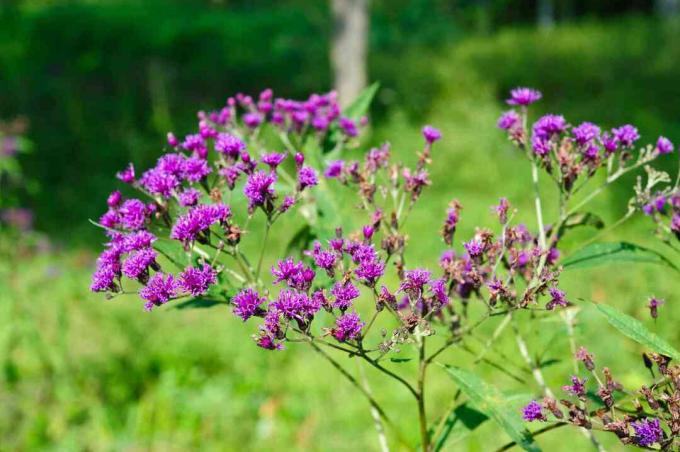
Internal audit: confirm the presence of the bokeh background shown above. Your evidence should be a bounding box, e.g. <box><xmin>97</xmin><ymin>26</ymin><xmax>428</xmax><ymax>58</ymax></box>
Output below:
<box><xmin>2</xmin><ymin>0</ymin><xmax>680</xmax><ymax>450</ymax></box>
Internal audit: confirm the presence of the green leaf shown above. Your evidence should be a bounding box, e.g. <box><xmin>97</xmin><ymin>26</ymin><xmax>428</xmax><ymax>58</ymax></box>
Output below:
<box><xmin>433</xmin><ymin>403</ymin><xmax>489</xmax><ymax>451</ymax></box>
<box><xmin>153</xmin><ymin>239</ymin><xmax>191</xmax><ymax>270</ymax></box>
<box><xmin>594</xmin><ymin>303</ymin><xmax>680</xmax><ymax>360</ymax></box>
<box><xmin>563</xmin><ymin>242</ymin><xmax>680</xmax><ymax>273</ymax></box>
<box><xmin>441</xmin><ymin>366</ymin><xmax>541</xmax><ymax>452</ymax></box>
<box><xmin>561</xmin><ymin>212</ymin><xmax>605</xmax><ymax>232</ymax></box>
<box><xmin>342</xmin><ymin>82</ymin><xmax>380</xmax><ymax>119</ymax></box>
<box><xmin>285</xmin><ymin>224</ymin><xmax>317</xmax><ymax>259</ymax></box>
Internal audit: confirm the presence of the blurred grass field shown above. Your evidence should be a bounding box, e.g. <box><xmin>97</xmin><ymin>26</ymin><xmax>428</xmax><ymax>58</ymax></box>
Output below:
<box><xmin>2</xmin><ymin>14</ymin><xmax>680</xmax><ymax>451</ymax></box>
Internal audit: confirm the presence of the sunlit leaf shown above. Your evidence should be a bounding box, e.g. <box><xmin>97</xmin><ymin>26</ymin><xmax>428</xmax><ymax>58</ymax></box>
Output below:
<box><xmin>594</xmin><ymin>303</ymin><xmax>680</xmax><ymax>360</ymax></box>
<box><xmin>342</xmin><ymin>82</ymin><xmax>380</xmax><ymax>119</ymax></box>
<box><xmin>441</xmin><ymin>365</ymin><xmax>541</xmax><ymax>452</ymax></box>
<box><xmin>563</xmin><ymin>242</ymin><xmax>679</xmax><ymax>273</ymax></box>
<box><xmin>433</xmin><ymin>403</ymin><xmax>489</xmax><ymax>451</ymax></box>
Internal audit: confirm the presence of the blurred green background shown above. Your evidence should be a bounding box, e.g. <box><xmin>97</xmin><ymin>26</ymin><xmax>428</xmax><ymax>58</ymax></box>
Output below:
<box><xmin>2</xmin><ymin>0</ymin><xmax>680</xmax><ymax>450</ymax></box>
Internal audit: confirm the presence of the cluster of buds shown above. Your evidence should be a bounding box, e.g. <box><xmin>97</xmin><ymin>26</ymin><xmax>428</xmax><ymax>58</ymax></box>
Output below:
<box><xmin>524</xmin><ymin>348</ymin><xmax>679</xmax><ymax>449</ymax></box>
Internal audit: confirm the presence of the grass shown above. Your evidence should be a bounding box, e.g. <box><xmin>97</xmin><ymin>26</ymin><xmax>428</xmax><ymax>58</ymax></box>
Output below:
<box><xmin>3</xmin><ymin>16</ymin><xmax>680</xmax><ymax>451</ymax></box>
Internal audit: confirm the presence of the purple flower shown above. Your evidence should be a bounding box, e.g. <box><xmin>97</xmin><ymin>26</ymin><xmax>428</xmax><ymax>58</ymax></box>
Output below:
<box><xmin>399</xmin><ymin>269</ymin><xmax>431</xmax><ymax>298</ymax></box>
<box><xmin>179</xmin><ymin>265</ymin><xmax>217</xmax><ymax>296</ymax></box>
<box><xmin>497</xmin><ymin>110</ymin><xmax>520</xmax><ymax>130</ymax></box>
<box><xmin>533</xmin><ymin>114</ymin><xmax>566</xmax><ymax>140</ymax></box>
<box><xmin>261</xmin><ymin>152</ymin><xmax>286</xmax><ymax>169</ymax></box>
<box><xmin>244</xmin><ymin>171</ymin><xmax>276</xmax><ymax>211</ymax></box>
<box><xmin>122</xmin><ymin>230</ymin><xmax>157</xmax><ymax>252</ymax></box>
<box><xmin>355</xmin><ymin>260</ymin><xmax>385</xmax><ymax>286</ymax></box>
<box><xmin>298</xmin><ymin>166</ymin><xmax>318</xmax><ymax>190</ymax></box>
<box><xmin>90</xmin><ymin>265</ymin><xmax>118</xmax><ymax>292</ymax></box>
<box><xmin>562</xmin><ymin>376</ymin><xmax>587</xmax><ymax>397</ymax></box>
<box><xmin>431</xmin><ymin>278</ymin><xmax>449</xmax><ymax>305</ymax></box>
<box><xmin>279</xmin><ymin>195</ymin><xmax>295</xmax><ymax>212</ymax></box>
<box><xmin>182</xmin><ymin>156</ymin><xmax>211</xmax><ymax>182</ymax></box>
<box><xmin>672</xmin><ymin>213</ymin><xmax>680</xmax><ymax>235</ymax></box>
<box><xmin>219</xmin><ymin>166</ymin><xmax>241</xmax><ymax>190</ymax></box>
<box><xmin>178</xmin><ymin>188</ymin><xmax>201</xmax><ymax>207</ymax></box>
<box><xmin>171</xmin><ymin>203</ymin><xmax>231</xmax><ymax>243</ymax></box>
<box><xmin>107</xmin><ymin>191</ymin><xmax>122</xmax><ymax>208</ymax></box>
<box><xmin>546</xmin><ymin>287</ymin><xmax>568</xmax><ymax>310</ymax></box>
<box><xmin>339</xmin><ymin>117</ymin><xmax>358</xmax><ymax>137</ymax></box>
<box><xmin>601</xmin><ymin>132</ymin><xmax>618</xmax><ymax>155</ymax></box>
<box><xmin>495</xmin><ymin>198</ymin><xmax>510</xmax><ymax>224</ymax></box>
<box><xmin>182</xmin><ymin>134</ymin><xmax>206</xmax><ymax>154</ymax></box>
<box><xmin>140</xmin><ymin>168</ymin><xmax>180</xmax><ymax>198</ymax></box>
<box><xmin>232</xmin><ymin>288</ymin><xmax>266</xmax><ymax>321</ymax></box>
<box><xmin>312</xmin><ymin>115</ymin><xmax>329</xmax><ymax>131</ymax></box>
<box><xmin>648</xmin><ymin>297</ymin><xmax>664</xmax><ymax>319</ymax></box>
<box><xmin>324</xmin><ymin>160</ymin><xmax>344</xmax><ymax>178</ymax></box>
<box><xmin>506</xmin><ymin>87</ymin><xmax>542</xmax><ymax>106</ymax></box>
<box><xmin>632</xmin><ymin>418</ymin><xmax>663</xmax><ymax>447</ymax></box>
<box><xmin>116</xmin><ymin>163</ymin><xmax>135</xmax><ymax>184</ymax></box>
<box><xmin>531</xmin><ymin>136</ymin><xmax>551</xmax><ymax>157</ymax></box>
<box><xmin>256</xmin><ymin>334</ymin><xmax>283</xmax><ymax>350</ymax></box>
<box><xmin>121</xmin><ymin>249</ymin><xmax>157</xmax><ymax>280</ymax></box>
<box><xmin>522</xmin><ymin>400</ymin><xmax>545</xmax><ymax>421</ymax></box>
<box><xmin>215</xmin><ymin>133</ymin><xmax>246</xmax><ymax>157</ymax></box>
<box><xmin>656</xmin><ymin>136</ymin><xmax>674</xmax><ymax>154</ymax></box>
<box><xmin>157</xmin><ymin>153</ymin><xmax>185</xmax><ymax>175</ymax></box>
<box><xmin>572</xmin><ymin>122</ymin><xmax>601</xmax><ymax>146</ymax></box>
<box><xmin>294</xmin><ymin>152</ymin><xmax>304</xmax><ymax>167</ymax></box>
<box><xmin>362</xmin><ymin>225</ymin><xmax>374</xmax><ymax>241</ymax></box>
<box><xmin>332</xmin><ymin>311</ymin><xmax>364</xmax><ymax>342</ymax></box>
<box><xmin>422</xmin><ymin>125</ymin><xmax>442</xmax><ymax>144</ymax></box>
<box><xmin>119</xmin><ymin>199</ymin><xmax>147</xmax><ymax>230</ymax></box>
<box><xmin>306</xmin><ymin>242</ymin><xmax>337</xmax><ymax>273</ymax></box>
<box><xmin>271</xmin><ymin>289</ymin><xmax>317</xmax><ymax>320</ymax></box>
<box><xmin>167</xmin><ymin>132</ymin><xmax>179</xmax><ymax>147</ymax></box>
<box><xmin>271</xmin><ymin>258</ymin><xmax>315</xmax><ymax>291</ymax></box>
<box><xmin>140</xmin><ymin>273</ymin><xmax>178</xmax><ymax>311</ymax></box>
<box><xmin>612</xmin><ymin>124</ymin><xmax>639</xmax><ymax>148</ymax></box>
<box><xmin>331</xmin><ymin>281</ymin><xmax>360</xmax><ymax>310</ymax></box>
<box><xmin>464</xmin><ymin>239</ymin><xmax>484</xmax><ymax>258</ymax></box>
<box><xmin>243</xmin><ymin>112</ymin><xmax>262</xmax><ymax>128</ymax></box>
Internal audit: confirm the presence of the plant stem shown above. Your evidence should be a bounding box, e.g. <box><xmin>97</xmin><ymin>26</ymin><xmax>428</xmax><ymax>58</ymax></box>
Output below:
<box><xmin>531</xmin><ymin>161</ymin><xmax>547</xmax><ymax>250</ymax></box>
<box><xmin>308</xmin><ymin>341</ymin><xmax>391</xmax><ymax>423</ymax></box>
<box><xmin>495</xmin><ymin>422</ymin><xmax>568</xmax><ymax>451</ymax></box>
<box><xmin>512</xmin><ymin>314</ymin><xmax>554</xmax><ymax>398</ymax></box>
<box><xmin>417</xmin><ymin>336</ymin><xmax>429</xmax><ymax>452</ymax></box>
<box><xmin>357</xmin><ymin>360</ymin><xmax>390</xmax><ymax>452</ymax></box>
<box><xmin>255</xmin><ymin>219</ymin><xmax>271</xmax><ymax>281</ymax></box>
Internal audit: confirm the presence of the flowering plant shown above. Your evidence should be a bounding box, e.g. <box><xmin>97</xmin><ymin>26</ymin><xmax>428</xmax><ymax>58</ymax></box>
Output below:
<box><xmin>91</xmin><ymin>85</ymin><xmax>679</xmax><ymax>451</ymax></box>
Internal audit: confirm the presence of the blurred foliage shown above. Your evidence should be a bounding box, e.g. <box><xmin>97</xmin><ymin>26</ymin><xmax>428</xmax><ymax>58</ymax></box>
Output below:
<box><xmin>0</xmin><ymin>0</ymin><xmax>672</xmax><ymax>244</ymax></box>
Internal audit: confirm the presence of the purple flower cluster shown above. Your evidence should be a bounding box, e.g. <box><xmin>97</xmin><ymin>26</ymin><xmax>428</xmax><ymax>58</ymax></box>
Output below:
<box><xmin>171</xmin><ymin>203</ymin><xmax>231</xmax><ymax>244</ymax></box>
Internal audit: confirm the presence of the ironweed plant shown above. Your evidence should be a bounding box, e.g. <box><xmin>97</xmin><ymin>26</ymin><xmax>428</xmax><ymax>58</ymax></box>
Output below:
<box><xmin>91</xmin><ymin>86</ymin><xmax>680</xmax><ymax>451</ymax></box>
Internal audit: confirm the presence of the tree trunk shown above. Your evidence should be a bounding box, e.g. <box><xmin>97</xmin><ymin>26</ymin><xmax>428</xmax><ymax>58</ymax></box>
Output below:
<box><xmin>537</xmin><ymin>0</ymin><xmax>554</xmax><ymax>30</ymax></box>
<box><xmin>330</xmin><ymin>0</ymin><xmax>369</xmax><ymax>108</ymax></box>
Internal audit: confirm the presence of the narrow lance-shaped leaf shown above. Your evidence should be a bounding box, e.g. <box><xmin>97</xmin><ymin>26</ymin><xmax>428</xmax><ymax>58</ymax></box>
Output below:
<box><xmin>433</xmin><ymin>403</ymin><xmax>489</xmax><ymax>451</ymax></box>
<box><xmin>563</xmin><ymin>242</ymin><xmax>680</xmax><ymax>273</ymax></box>
<box><xmin>594</xmin><ymin>303</ymin><xmax>680</xmax><ymax>360</ymax></box>
<box><xmin>342</xmin><ymin>81</ymin><xmax>380</xmax><ymax>119</ymax></box>
<box><xmin>441</xmin><ymin>365</ymin><xmax>541</xmax><ymax>452</ymax></box>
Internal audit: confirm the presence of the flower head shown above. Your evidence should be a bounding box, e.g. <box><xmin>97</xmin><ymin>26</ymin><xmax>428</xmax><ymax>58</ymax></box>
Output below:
<box><xmin>522</xmin><ymin>400</ymin><xmax>545</xmax><ymax>421</ymax></box>
<box><xmin>140</xmin><ymin>273</ymin><xmax>178</xmax><ymax>310</ymax></box>
<box><xmin>215</xmin><ymin>133</ymin><xmax>246</xmax><ymax>157</ymax></box>
<box><xmin>612</xmin><ymin>124</ymin><xmax>639</xmax><ymax>148</ymax></box>
<box><xmin>179</xmin><ymin>265</ymin><xmax>217</xmax><ymax>296</ymax></box>
<box><xmin>232</xmin><ymin>288</ymin><xmax>266</xmax><ymax>321</ymax></box>
<box><xmin>507</xmin><ymin>87</ymin><xmax>542</xmax><ymax>106</ymax></box>
<box><xmin>656</xmin><ymin>136</ymin><xmax>674</xmax><ymax>154</ymax></box>
<box><xmin>546</xmin><ymin>287</ymin><xmax>568</xmax><ymax>310</ymax></box>
<box><xmin>422</xmin><ymin>125</ymin><xmax>442</xmax><ymax>144</ymax></box>
<box><xmin>331</xmin><ymin>281</ymin><xmax>360</xmax><ymax>310</ymax></box>
<box><xmin>298</xmin><ymin>166</ymin><xmax>318</xmax><ymax>190</ymax></box>
<box><xmin>244</xmin><ymin>171</ymin><xmax>277</xmax><ymax>211</ymax></box>
<box><xmin>497</xmin><ymin>110</ymin><xmax>520</xmax><ymax>130</ymax></box>
<box><xmin>332</xmin><ymin>311</ymin><xmax>364</xmax><ymax>342</ymax></box>
<box><xmin>632</xmin><ymin>418</ymin><xmax>663</xmax><ymax>447</ymax></box>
